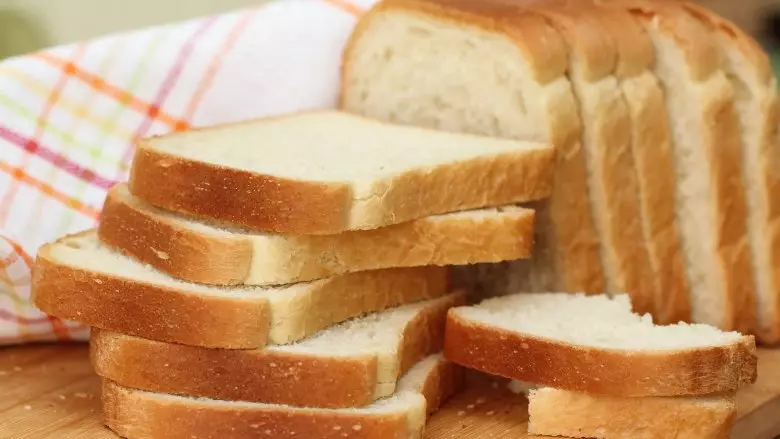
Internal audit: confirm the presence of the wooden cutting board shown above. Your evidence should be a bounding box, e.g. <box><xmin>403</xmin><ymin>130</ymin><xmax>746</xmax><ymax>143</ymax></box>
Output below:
<box><xmin>1</xmin><ymin>344</ymin><xmax>779</xmax><ymax>439</ymax></box>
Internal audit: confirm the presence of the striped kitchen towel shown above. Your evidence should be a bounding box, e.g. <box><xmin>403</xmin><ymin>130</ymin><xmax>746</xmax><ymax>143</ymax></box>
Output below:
<box><xmin>0</xmin><ymin>0</ymin><xmax>376</xmax><ymax>345</ymax></box>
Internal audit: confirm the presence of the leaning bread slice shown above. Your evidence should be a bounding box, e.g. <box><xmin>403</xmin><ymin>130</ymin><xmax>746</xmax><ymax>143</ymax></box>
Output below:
<box><xmin>99</xmin><ymin>184</ymin><xmax>535</xmax><ymax>286</ymax></box>
<box><xmin>32</xmin><ymin>231</ymin><xmax>449</xmax><ymax>349</ymax></box>
<box><xmin>92</xmin><ymin>292</ymin><xmax>465</xmax><ymax>408</ymax></box>
<box><xmin>128</xmin><ymin>110</ymin><xmax>554</xmax><ymax>235</ymax></box>
<box><xmin>528</xmin><ymin>387</ymin><xmax>736</xmax><ymax>439</ymax></box>
<box><xmin>444</xmin><ymin>293</ymin><xmax>757</xmax><ymax>397</ymax></box>
<box><xmin>103</xmin><ymin>353</ymin><xmax>462</xmax><ymax>439</ymax></box>
<box><xmin>681</xmin><ymin>4</ymin><xmax>780</xmax><ymax>344</ymax></box>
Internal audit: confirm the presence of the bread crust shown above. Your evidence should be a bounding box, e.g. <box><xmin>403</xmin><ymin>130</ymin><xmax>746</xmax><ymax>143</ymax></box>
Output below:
<box><xmin>32</xmin><ymin>232</ymin><xmax>450</xmax><ymax>349</ymax></box>
<box><xmin>128</xmin><ymin>112</ymin><xmax>554</xmax><ymax>235</ymax></box>
<box><xmin>528</xmin><ymin>388</ymin><xmax>736</xmax><ymax>439</ymax></box>
<box><xmin>99</xmin><ymin>185</ymin><xmax>536</xmax><ymax>286</ymax></box>
<box><xmin>347</xmin><ymin>0</ymin><xmax>605</xmax><ymax>293</ymax></box>
<box><xmin>443</xmin><ymin>310</ymin><xmax>757</xmax><ymax>397</ymax></box>
<box><xmin>102</xmin><ymin>357</ymin><xmax>462</xmax><ymax>439</ymax></box>
<box><xmin>91</xmin><ymin>292</ymin><xmax>465</xmax><ymax>408</ymax></box>
<box><xmin>682</xmin><ymin>3</ymin><xmax>780</xmax><ymax>344</ymax></box>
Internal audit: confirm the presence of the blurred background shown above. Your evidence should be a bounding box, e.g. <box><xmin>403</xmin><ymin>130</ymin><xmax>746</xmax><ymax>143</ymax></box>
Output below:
<box><xmin>0</xmin><ymin>0</ymin><xmax>780</xmax><ymax>74</ymax></box>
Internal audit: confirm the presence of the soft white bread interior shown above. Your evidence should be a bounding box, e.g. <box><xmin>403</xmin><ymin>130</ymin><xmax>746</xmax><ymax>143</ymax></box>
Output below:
<box><xmin>528</xmin><ymin>387</ymin><xmax>736</xmax><ymax>439</ymax></box>
<box><xmin>33</xmin><ymin>231</ymin><xmax>449</xmax><ymax>349</ymax></box>
<box><xmin>99</xmin><ymin>184</ymin><xmax>536</xmax><ymax>286</ymax></box>
<box><xmin>102</xmin><ymin>353</ymin><xmax>462</xmax><ymax>439</ymax></box>
<box><xmin>92</xmin><ymin>292</ymin><xmax>465</xmax><ymax>408</ymax></box>
<box><xmin>444</xmin><ymin>293</ymin><xmax>757</xmax><ymax>397</ymax></box>
<box><xmin>341</xmin><ymin>0</ymin><xmax>605</xmax><ymax>295</ymax></box>
<box><xmin>128</xmin><ymin>110</ymin><xmax>554</xmax><ymax>235</ymax></box>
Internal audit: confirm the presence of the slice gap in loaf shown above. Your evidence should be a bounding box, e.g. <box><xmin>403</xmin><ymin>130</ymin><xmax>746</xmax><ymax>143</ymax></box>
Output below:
<box><xmin>102</xmin><ymin>353</ymin><xmax>462</xmax><ymax>439</ymax></box>
<box><xmin>444</xmin><ymin>293</ymin><xmax>756</xmax><ymax>397</ymax></box>
<box><xmin>341</xmin><ymin>3</ymin><xmax>605</xmax><ymax>294</ymax></box>
<box><xmin>129</xmin><ymin>110</ymin><xmax>554</xmax><ymax>234</ymax></box>
<box><xmin>99</xmin><ymin>183</ymin><xmax>536</xmax><ymax>286</ymax></box>
<box><xmin>33</xmin><ymin>231</ymin><xmax>449</xmax><ymax>349</ymax></box>
<box><xmin>91</xmin><ymin>291</ymin><xmax>465</xmax><ymax>408</ymax></box>
<box><xmin>528</xmin><ymin>387</ymin><xmax>736</xmax><ymax>439</ymax></box>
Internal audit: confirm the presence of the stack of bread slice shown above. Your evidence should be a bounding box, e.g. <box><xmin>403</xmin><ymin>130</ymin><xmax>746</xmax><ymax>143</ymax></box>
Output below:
<box><xmin>32</xmin><ymin>111</ymin><xmax>556</xmax><ymax>438</ymax></box>
<box><xmin>445</xmin><ymin>293</ymin><xmax>759</xmax><ymax>438</ymax></box>
<box><xmin>341</xmin><ymin>0</ymin><xmax>780</xmax><ymax>343</ymax></box>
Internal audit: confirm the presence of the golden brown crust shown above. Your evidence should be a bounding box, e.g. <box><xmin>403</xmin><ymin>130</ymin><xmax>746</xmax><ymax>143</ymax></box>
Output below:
<box><xmin>101</xmin><ymin>185</ymin><xmax>536</xmax><ymax>286</ymax></box>
<box><xmin>98</xmin><ymin>185</ymin><xmax>253</xmax><ymax>285</ymax></box>
<box><xmin>92</xmin><ymin>293</ymin><xmax>465</xmax><ymax>409</ymax></box>
<box><xmin>128</xmin><ymin>145</ymin><xmax>352</xmax><ymax>235</ymax></box>
<box><xmin>101</xmin><ymin>357</ymin><xmax>461</xmax><ymax>439</ymax></box>
<box><xmin>443</xmin><ymin>311</ymin><xmax>757</xmax><ymax>397</ymax></box>
<box><xmin>32</xmin><ymin>240</ymin><xmax>269</xmax><ymax>349</ymax></box>
<box><xmin>528</xmin><ymin>388</ymin><xmax>736</xmax><ymax>439</ymax></box>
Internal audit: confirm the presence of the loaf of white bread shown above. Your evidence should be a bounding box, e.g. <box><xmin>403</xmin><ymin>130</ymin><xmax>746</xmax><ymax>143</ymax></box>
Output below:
<box><xmin>341</xmin><ymin>0</ymin><xmax>780</xmax><ymax>344</ymax></box>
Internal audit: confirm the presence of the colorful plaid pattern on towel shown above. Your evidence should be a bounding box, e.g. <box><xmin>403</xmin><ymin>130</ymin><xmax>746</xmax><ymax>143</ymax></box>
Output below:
<box><xmin>0</xmin><ymin>0</ymin><xmax>374</xmax><ymax>345</ymax></box>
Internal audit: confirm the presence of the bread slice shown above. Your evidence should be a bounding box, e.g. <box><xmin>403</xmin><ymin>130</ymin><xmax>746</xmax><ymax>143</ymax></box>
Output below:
<box><xmin>32</xmin><ymin>231</ymin><xmax>449</xmax><ymax>349</ymax></box>
<box><xmin>127</xmin><ymin>110</ymin><xmax>554</xmax><ymax>235</ymax></box>
<box><xmin>444</xmin><ymin>293</ymin><xmax>757</xmax><ymax>397</ymax></box>
<box><xmin>528</xmin><ymin>387</ymin><xmax>736</xmax><ymax>439</ymax></box>
<box><xmin>102</xmin><ymin>353</ymin><xmax>461</xmax><ymax>439</ymax></box>
<box><xmin>99</xmin><ymin>184</ymin><xmax>535</xmax><ymax>286</ymax></box>
<box><xmin>681</xmin><ymin>4</ymin><xmax>780</xmax><ymax>343</ymax></box>
<box><xmin>92</xmin><ymin>291</ymin><xmax>465</xmax><ymax>409</ymax></box>
<box><xmin>609</xmin><ymin>2</ymin><xmax>756</xmax><ymax>332</ymax></box>
<box><xmin>341</xmin><ymin>0</ymin><xmax>605</xmax><ymax>294</ymax></box>
<box><xmin>590</xmin><ymin>3</ymin><xmax>691</xmax><ymax>324</ymax></box>
<box><xmin>529</xmin><ymin>4</ymin><xmax>654</xmax><ymax>314</ymax></box>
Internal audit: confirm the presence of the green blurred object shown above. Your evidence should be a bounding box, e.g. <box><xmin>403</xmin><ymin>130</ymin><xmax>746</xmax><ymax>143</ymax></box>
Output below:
<box><xmin>0</xmin><ymin>8</ymin><xmax>49</xmax><ymax>59</ymax></box>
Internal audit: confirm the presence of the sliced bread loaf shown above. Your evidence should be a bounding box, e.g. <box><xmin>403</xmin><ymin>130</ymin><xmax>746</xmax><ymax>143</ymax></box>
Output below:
<box><xmin>92</xmin><ymin>291</ymin><xmax>465</xmax><ymax>408</ymax></box>
<box><xmin>614</xmin><ymin>2</ymin><xmax>756</xmax><ymax>333</ymax></box>
<box><xmin>529</xmin><ymin>4</ymin><xmax>654</xmax><ymax>314</ymax></box>
<box><xmin>32</xmin><ymin>231</ymin><xmax>449</xmax><ymax>349</ymax></box>
<box><xmin>128</xmin><ymin>110</ymin><xmax>554</xmax><ymax>235</ymax></box>
<box><xmin>102</xmin><ymin>353</ymin><xmax>461</xmax><ymax>439</ymax></box>
<box><xmin>590</xmin><ymin>3</ymin><xmax>691</xmax><ymax>324</ymax></box>
<box><xmin>444</xmin><ymin>293</ymin><xmax>757</xmax><ymax>397</ymax></box>
<box><xmin>528</xmin><ymin>387</ymin><xmax>736</xmax><ymax>439</ymax></box>
<box><xmin>681</xmin><ymin>3</ymin><xmax>780</xmax><ymax>343</ymax></box>
<box><xmin>99</xmin><ymin>184</ymin><xmax>535</xmax><ymax>286</ymax></box>
<box><xmin>341</xmin><ymin>0</ymin><xmax>605</xmax><ymax>294</ymax></box>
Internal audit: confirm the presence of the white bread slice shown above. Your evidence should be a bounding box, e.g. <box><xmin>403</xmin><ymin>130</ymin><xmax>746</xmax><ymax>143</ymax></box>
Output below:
<box><xmin>590</xmin><ymin>3</ymin><xmax>691</xmax><ymax>324</ymax></box>
<box><xmin>32</xmin><ymin>231</ymin><xmax>449</xmax><ymax>349</ymax></box>
<box><xmin>609</xmin><ymin>2</ymin><xmax>756</xmax><ymax>332</ymax></box>
<box><xmin>341</xmin><ymin>0</ymin><xmax>605</xmax><ymax>294</ymax></box>
<box><xmin>681</xmin><ymin>4</ymin><xmax>780</xmax><ymax>344</ymax></box>
<box><xmin>99</xmin><ymin>184</ymin><xmax>535</xmax><ymax>286</ymax></box>
<box><xmin>529</xmin><ymin>4</ymin><xmax>654</xmax><ymax>314</ymax></box>
<box><xmin>528</xmin><ymin>387</ymin><xmax>736</xmax><ymax>439</ymax></box>
<box><xmin>102</xmin><ymin>353</ymin><xmax>462</xmax><ymax>439</ymax></box>
<box><xmin>444</xmin><ymin>293</ymin><xmax>757</xmax><ymax>397</ymax></box>
<box><xmin>128</xmin><ymin>110</ymin><xmax>554</xmax><ymax>235</ymax></box>
<box><xmin>92</xmin><ymin>292</ymin><xmax>465</xmax><ymax>409</ymax></box>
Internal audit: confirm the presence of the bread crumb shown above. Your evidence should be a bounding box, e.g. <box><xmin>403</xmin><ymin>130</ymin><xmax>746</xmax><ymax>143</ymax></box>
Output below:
<box><xmin>74</xmin><ymin>393</ymin><xmax>89</xmax><ymax>399</ymax></box>
<box><xmin>58</xmin><ymin>395</ymin><xmax>66</xmax><ymax>400</ymax></box>
<box><xmin>457</xmin><ymin>411</ymin><xmax>466</xmax><ymax>416</ymax></box>
<box><xmin>333</xmin><ymin>425</ymin><xmax>341</xmax><ymax>431</ymax></box>
<box><xmin>264</xmin><ymin>430</ymin><xmax>272</xmax><ymax>435</ymax></box>
<box><xmin>250</xmin><ymin>424</ymin><xmax>260</xmax><ymax>429</ymax></box>
<box><xmin>269</xmin><ymin>362</ymin><xmax>277</xmax><ymax>368</ymax></box>
<box><xmin>466</xmin><ymin>404</ymin><xmax>475</xmax><ymax>409</ymax></box>
<box><xmin>13</xmin><ymin>366</ymin><xmax>22</xmax><ymax>372</ymax></box>
<box><xmin>352</xmin><ymin>425</ymin><xmax>362</xmax><ymax>431</ymax></box>
<box><xmin>520</xmin><ymin>343</ymin><xmax>529</xmax><ymax>349</ymax></box>
<box><xmin>486</xmin><ymin>411</ymin><xmax>495</xmax><ymax>416</ymax></box>
<box><xmin>93</xmin><ymin>278</ymin><xmax>104</xmax><ymax>284</ymax></box>
<box><xmin>152</xmin><ymin>249</ymin><xmax>170</xmax><ymax>260</ymax></box>
<box><xmin>23</xmin><ymin>405</ymin><xmax>31</xmax><ymax>410</ymax></box>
